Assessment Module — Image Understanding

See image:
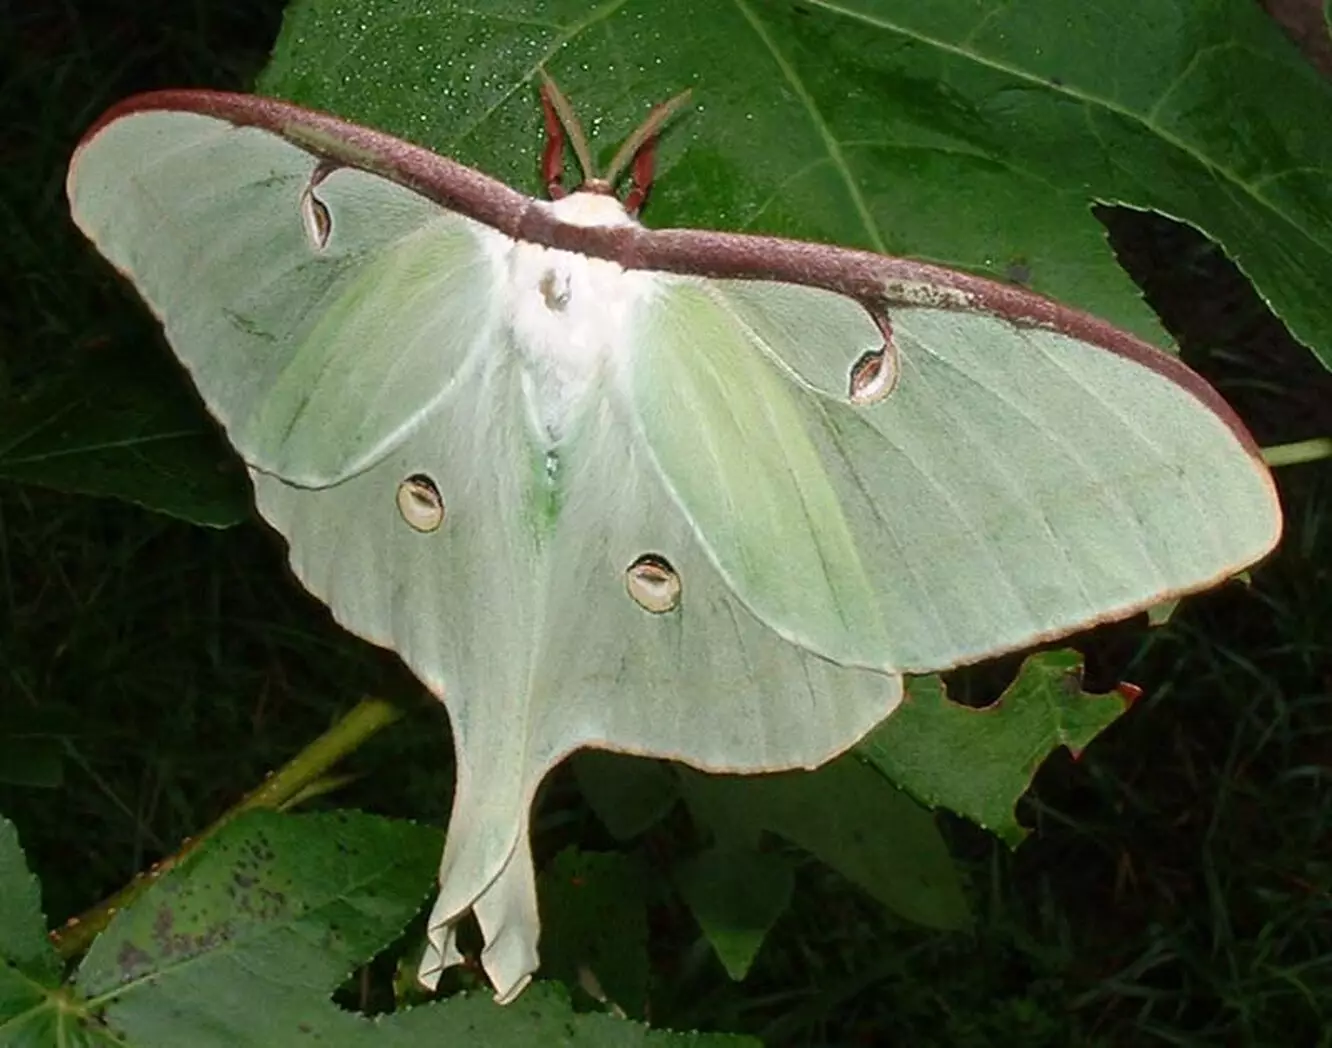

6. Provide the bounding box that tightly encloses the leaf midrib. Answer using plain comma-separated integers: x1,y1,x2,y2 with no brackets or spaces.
734,0,889,252
803,0,1331,259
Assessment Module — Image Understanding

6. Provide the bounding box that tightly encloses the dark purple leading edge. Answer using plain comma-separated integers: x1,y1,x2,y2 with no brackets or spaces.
76,89,1265,459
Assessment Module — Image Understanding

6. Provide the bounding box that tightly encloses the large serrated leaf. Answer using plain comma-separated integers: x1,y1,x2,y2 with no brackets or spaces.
859,650,1134,846
377,980,759,1045
258,0,1332,366
73,810,439,1046
0,815,59,975
0,811,756,1046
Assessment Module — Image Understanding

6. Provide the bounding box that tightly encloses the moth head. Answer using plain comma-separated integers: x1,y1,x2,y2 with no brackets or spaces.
538,70,691,216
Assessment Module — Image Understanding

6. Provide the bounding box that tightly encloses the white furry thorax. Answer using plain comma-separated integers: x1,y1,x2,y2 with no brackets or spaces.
503,193,654,444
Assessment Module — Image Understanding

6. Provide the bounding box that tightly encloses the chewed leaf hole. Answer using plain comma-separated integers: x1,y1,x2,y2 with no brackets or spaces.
848,346,898,405
625,554,680,613
397,474,444,532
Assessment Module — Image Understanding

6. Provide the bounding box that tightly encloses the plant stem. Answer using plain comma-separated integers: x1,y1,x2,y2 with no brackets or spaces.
49,696,403,961
1263,437,1332,468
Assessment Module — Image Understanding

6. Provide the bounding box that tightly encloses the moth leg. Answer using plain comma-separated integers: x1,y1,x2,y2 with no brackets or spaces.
539,84,568,200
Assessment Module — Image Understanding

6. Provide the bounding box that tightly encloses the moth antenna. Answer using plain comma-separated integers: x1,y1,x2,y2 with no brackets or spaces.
538,82,569,198
604,88,692,191
621,136,656,217
538,70,598,184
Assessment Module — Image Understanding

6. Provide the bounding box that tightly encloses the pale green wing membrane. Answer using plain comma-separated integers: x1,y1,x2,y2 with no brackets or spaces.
250,350,547,1001
67,109,501,486
251,358,898,1001
536,396,897,777
626,280,888,665
630,277,1282,672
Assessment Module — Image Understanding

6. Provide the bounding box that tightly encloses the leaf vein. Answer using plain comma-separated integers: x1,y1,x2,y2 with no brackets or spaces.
732,0,888,252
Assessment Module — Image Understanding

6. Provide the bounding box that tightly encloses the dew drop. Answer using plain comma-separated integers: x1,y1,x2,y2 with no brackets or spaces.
848,345,898,405
397,474,445,532
625,554,681,613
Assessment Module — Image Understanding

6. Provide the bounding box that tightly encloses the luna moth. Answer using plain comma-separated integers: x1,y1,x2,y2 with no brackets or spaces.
66,75,1282,1004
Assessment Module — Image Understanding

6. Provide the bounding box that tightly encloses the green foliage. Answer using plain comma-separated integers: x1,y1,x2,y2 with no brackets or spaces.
570,748,971,979
672,847,794,982
861,651,1134,845
2,0,1329,1045
258,0,1332,365
538,849,651,1015
0,351,248,528
0,817,63,1042
571,752,679,841
0,814,755,1047
679,760,970,932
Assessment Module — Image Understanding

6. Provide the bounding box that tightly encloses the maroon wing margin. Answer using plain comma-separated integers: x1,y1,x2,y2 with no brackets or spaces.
79,90,1265,460
77,89,534,238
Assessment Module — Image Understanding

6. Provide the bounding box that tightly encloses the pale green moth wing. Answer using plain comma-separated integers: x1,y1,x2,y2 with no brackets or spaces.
249,350,898,1002
66,87,1282,1004
65,91,900,1004
624,273,1282,671
66,100,512,486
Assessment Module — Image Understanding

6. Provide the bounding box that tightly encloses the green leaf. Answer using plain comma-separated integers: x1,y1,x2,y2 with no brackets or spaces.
259,0,1332,366
537,848,650,1016
673,847,794,981
860,651,1134,846
1146,597,1182,627
680,757,969,932
0,349,249,527
0,814,60,980
572,751,680,841
0,814,84,1046
376,981,760,1046
74,810,440,1046
0,812,754,1046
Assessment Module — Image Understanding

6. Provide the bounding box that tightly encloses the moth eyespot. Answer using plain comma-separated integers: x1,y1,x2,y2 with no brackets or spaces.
300,164,336,250
397,474,445,532
848,346,898,405
625,554,681,613
300,189,332,249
